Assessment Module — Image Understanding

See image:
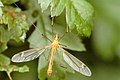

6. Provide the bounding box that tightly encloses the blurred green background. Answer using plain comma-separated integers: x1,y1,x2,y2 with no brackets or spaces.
1,0,120,80
87,0,120,80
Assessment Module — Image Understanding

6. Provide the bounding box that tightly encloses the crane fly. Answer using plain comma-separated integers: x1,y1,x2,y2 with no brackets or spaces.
11,33,91,76
11,4,91,76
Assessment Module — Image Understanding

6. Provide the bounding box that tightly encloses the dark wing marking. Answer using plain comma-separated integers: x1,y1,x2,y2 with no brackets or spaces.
11,48,46,62
60,48,91,76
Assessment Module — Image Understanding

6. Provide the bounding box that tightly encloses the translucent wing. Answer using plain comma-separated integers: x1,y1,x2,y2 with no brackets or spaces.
60,48,91,76
11,48,46,62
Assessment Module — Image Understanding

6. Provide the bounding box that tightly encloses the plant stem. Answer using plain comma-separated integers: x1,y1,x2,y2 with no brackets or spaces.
6,72,12,80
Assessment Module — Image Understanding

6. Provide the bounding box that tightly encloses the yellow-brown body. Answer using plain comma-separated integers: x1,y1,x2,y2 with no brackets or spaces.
47,34,59,76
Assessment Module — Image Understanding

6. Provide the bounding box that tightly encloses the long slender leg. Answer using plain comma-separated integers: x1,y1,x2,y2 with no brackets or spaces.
59,32,67,41
47,47,52,61
59,25,68,41
56,49,60,64
51,17,54,40
56,49,67,69
41,34,52,43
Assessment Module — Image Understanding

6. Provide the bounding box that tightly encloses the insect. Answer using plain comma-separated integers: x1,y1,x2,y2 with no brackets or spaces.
12,33,91,76
11,4,92,76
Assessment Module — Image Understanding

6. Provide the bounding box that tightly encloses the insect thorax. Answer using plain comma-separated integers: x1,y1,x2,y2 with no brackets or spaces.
51,39,59,48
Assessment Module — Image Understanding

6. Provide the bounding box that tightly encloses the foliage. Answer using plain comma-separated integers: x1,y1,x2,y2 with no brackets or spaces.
0,54,29,80
0,1,29,52
88,0,120,61
0,0,94,80
0,0,30,80
38,0,94,37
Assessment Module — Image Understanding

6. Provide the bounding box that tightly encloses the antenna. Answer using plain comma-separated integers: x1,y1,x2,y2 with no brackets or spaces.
14,2,53,42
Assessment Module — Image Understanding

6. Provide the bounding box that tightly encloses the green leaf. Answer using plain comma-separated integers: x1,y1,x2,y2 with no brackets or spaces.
38,0,52,12
0,65,29,72
0,54,29,80
51,0,66,17
38,0,94,37
28,11,86,51
38,0,66,16
0,54,10,65
0,64,29,80
28,9,52,48
0,42,7,53
38,47,49,80
66,0,94,36
66,1,76,29
12,65,29,72
0,54,29,73
38,63,66,80
1,0,19,5
0,6,29,52
59,32,86,51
